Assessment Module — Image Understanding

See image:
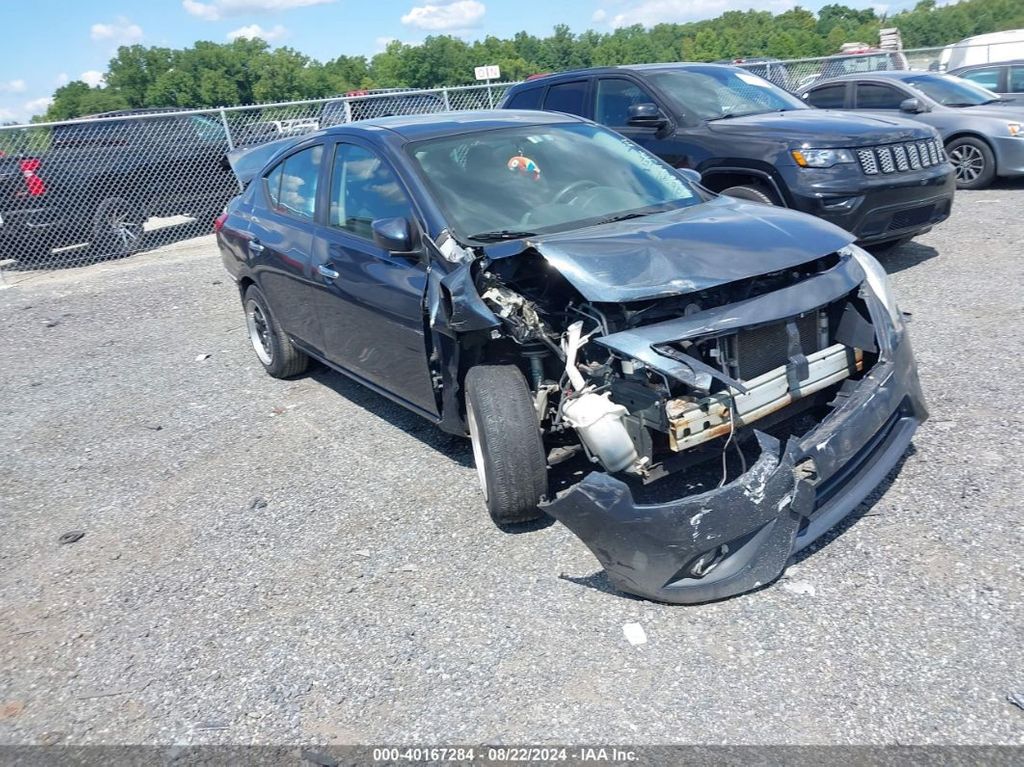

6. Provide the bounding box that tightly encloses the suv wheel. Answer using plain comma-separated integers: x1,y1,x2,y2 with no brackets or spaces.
946,137,995,190
720,185,777,205
464,365,547,526
92,197,145,257
243,285,309,378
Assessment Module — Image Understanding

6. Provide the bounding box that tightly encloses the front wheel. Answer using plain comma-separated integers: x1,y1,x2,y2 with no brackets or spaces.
946,137,996,190
465,365,548,526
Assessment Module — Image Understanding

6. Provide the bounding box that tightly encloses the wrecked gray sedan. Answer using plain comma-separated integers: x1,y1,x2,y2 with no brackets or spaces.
218,111,927,604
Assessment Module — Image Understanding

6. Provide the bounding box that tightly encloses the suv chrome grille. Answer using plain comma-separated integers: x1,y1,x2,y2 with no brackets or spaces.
856,138,945,175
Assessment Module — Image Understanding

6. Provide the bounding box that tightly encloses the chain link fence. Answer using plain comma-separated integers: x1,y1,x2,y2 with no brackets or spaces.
1,39,1014,280
0,82,513,281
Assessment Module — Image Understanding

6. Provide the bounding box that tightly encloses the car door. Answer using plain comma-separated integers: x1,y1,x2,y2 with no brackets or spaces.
1009,65,1024,96
802,82,852,110
592,76,693,168
247,143,326,351
310,139,438,417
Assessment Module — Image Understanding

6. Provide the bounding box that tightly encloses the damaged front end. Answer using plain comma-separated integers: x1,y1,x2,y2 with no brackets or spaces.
464,232,926,603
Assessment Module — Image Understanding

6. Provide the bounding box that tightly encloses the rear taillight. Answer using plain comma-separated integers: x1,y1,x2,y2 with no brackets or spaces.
214,211,228,233
19,158,45,197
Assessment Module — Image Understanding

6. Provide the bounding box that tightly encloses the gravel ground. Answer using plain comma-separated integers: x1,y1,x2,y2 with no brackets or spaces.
0,184,1022,747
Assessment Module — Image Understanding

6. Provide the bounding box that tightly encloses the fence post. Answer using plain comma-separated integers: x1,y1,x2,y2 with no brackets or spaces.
486,80,494,108
219,107,234,151
343,99,353,124
442,87,451,112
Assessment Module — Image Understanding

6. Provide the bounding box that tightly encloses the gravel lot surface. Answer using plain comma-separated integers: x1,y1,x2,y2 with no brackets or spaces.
1,184,1022,746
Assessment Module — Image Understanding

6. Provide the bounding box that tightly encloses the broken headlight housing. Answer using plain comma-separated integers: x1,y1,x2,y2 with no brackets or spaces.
843,244,905,342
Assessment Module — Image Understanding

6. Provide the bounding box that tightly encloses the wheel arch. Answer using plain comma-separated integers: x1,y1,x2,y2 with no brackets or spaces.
697,165,788,206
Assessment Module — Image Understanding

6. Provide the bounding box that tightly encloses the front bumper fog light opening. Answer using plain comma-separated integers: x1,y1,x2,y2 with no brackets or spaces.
689,544,730,578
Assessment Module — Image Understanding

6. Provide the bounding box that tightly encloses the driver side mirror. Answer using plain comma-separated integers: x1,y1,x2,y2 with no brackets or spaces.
371,217,420,254
627,102,668,128
899,97,927,114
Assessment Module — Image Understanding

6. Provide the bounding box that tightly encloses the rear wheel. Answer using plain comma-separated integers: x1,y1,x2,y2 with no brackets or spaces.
91,197,145,257
946,137,996,190
464,365,548,526
719,184,777,205
243,285,309,379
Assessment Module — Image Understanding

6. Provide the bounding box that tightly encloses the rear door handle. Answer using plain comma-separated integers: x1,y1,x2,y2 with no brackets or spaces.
317,264,340,279
248,239,265,253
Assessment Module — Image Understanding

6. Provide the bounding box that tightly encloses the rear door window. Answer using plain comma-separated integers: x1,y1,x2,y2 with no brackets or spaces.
803,84,847,109
595,78,659,126
543,80,588,117
264,144,323,221
855,83,905,109
506,88,544,110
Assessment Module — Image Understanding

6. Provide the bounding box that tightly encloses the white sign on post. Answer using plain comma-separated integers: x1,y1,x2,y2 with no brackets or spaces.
474,65,501,81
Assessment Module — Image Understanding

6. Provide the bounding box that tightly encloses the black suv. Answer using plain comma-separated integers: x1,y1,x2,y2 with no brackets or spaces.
501,64,955,247
3,108,237,260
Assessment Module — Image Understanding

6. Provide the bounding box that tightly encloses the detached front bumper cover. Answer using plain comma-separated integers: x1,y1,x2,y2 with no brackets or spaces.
541,336,927,604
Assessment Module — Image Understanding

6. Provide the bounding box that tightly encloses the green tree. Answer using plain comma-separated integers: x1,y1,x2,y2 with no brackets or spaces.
45,81,129,121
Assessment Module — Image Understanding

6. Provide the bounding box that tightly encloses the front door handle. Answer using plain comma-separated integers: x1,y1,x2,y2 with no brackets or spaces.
317,264,340,280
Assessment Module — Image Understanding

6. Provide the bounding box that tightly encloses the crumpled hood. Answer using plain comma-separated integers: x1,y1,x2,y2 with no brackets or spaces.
493,196,854,303
707,109,933,146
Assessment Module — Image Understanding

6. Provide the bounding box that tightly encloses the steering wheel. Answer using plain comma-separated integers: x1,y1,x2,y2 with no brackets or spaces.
554,179,600,206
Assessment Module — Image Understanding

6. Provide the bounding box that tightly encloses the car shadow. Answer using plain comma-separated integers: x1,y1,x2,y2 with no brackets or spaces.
869,241,939,274
308,363,474,469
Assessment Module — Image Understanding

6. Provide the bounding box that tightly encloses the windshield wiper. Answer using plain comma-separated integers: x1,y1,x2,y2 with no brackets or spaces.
595,211,651,225
468,229,537,242
943,102,977,108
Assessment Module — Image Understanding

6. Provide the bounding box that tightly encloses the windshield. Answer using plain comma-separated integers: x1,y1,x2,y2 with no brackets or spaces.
904,74,1000,106
407,123,701,242
647,66,807,121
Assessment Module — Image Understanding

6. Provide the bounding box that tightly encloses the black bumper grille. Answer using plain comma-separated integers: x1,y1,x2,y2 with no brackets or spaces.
857,138,946,175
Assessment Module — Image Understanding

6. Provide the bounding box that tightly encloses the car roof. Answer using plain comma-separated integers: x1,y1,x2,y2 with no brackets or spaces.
511,62,738,84
950,59,1024,71
319,109,586,141
809,70,929,85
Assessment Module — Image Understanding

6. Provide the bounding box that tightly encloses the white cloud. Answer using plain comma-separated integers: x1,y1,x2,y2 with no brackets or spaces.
592,8,607,22
80,70,107,88
23,97,53,115
401,0,485,31
183,0,335,21
0,79,27,94
90,17,144,44
56,72,70,86
604,0,794,28
227,23,288,40
0,108,18,122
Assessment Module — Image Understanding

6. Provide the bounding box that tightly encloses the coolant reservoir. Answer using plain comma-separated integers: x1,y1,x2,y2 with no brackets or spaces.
562,392,639,473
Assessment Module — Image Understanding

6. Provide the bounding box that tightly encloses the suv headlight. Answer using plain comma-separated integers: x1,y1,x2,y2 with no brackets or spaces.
842,244,905,338
791,148,856,168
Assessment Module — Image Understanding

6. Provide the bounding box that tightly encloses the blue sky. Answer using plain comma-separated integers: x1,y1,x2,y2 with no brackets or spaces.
0,0,915,122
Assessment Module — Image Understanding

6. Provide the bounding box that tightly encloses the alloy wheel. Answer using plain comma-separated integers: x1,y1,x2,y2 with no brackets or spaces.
949,144,985,184
245,299,274,365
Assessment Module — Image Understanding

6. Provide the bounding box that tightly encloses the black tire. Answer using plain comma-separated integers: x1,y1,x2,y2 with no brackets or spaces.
719,184,776,205
946,136,996,190
243,285,309,379
91,197,145,257
464,365,548,525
